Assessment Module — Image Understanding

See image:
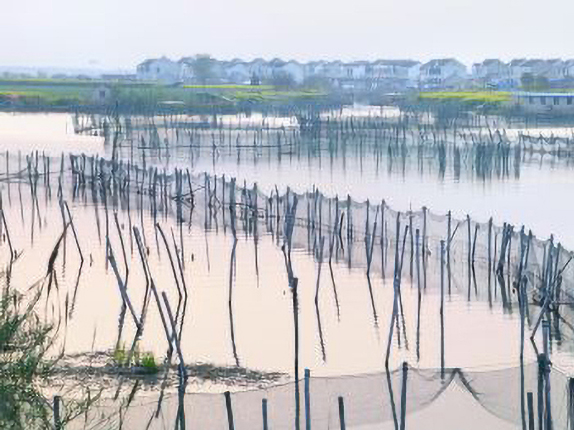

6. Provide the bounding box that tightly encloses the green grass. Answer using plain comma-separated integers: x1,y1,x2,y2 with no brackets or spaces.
418,91,512,103
0,287,100,429
184,84,275,90
232,89,327,102
0,89,86,105
0,78,329,109
112,344,159,373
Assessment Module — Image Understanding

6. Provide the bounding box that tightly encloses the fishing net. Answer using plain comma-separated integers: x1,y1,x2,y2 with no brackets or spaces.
3,116,574,429
66,363,573,430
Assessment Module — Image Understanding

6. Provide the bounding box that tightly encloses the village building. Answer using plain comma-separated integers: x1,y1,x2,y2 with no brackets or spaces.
368,60,421,90
136,57,180,83
420,59,467,89
91,84,113,105
246,58,271,83
472,59,511,88
224,60,251,84
276,60,305,84
513,92,574,114
178,57,195,83
134,56,574,92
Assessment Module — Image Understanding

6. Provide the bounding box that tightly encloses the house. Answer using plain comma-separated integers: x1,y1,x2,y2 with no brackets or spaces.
472,59,510,88
513,91,574,114
277,61,305,84
509,59,549,87
322,61,345,82
178,57,195,83
562,60,574,79
539,59,564,81
136,57,180,83
420,59,467,89
368,60,421,89
304,61,328,79
246,58,271,83
343,61,369,81
91,84,113,105
265,59,305,84
508,59,527,86
224,60,250,84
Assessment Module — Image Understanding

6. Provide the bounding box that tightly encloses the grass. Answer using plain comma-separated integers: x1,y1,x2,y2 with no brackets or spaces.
232,88,327,102
418,91,512,104
0,78,330,110
0,289,55,429
112,344,159,374
183,84,274,90
0,89,86,106
0,287,100,428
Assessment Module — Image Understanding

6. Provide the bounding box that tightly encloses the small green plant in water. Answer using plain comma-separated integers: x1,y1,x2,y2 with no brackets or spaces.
141,353,158,373
112,344,158,373
113,344,128,367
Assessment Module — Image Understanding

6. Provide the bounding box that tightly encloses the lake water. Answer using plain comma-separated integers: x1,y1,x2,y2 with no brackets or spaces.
1,111,573,429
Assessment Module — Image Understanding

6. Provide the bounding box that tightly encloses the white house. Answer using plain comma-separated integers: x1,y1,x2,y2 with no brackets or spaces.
369,60,420,89
136,57,180,83
178,57,195,83
509,59,548,87
304,61,328,80
343,61,369,81
277,61,305,84
321,61,345,81
224,60,251,84
472,59,510,87
247,58,271,82
263,59,304,84
514,92,574,114
540,59,565,81
563,60,574,80
420,59,467,89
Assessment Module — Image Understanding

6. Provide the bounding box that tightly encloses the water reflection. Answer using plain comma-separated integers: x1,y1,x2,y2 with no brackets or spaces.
1,112,574,428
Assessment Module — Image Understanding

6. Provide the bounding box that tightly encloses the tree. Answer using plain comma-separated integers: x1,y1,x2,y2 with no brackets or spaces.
250,73,261,86
521,73,549,91
192,54,216,84
270,71,295,88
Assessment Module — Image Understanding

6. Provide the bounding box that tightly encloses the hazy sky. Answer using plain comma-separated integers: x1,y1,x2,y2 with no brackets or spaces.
3,0,573,70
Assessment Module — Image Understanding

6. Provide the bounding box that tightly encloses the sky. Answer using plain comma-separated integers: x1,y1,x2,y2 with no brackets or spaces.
2,0,574,71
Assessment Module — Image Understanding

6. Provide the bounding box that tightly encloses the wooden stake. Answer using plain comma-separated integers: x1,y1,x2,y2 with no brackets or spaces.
262,398,269,430
338,396,346,430
54,395,61,430
305,368,311,430
224,391,235,430
400,362,408,430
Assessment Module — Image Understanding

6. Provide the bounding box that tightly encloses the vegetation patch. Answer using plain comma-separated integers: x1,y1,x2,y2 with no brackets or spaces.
183,84,275,90
418,91,512,104
232,88,327,102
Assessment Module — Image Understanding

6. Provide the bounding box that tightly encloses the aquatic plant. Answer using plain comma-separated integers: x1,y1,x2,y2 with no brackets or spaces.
112,343,159,373
0,287,54,429
140,353,158,373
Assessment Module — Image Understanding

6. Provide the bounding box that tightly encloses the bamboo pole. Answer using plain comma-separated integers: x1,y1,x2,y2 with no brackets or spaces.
224,391,235,430
338,397,346,430
262,399,269,430
305,368,311,430
440,240,446,380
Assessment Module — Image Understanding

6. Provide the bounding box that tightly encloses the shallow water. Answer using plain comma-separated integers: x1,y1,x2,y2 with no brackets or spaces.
1,111,573,429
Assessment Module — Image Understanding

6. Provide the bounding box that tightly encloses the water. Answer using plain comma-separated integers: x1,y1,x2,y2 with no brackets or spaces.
1,111,573,429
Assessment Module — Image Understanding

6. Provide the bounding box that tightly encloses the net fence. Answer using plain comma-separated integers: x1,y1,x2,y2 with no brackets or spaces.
65,362,573,430
2,143,574,429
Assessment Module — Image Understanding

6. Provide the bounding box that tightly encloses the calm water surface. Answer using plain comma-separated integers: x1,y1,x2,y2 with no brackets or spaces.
1,112,572,429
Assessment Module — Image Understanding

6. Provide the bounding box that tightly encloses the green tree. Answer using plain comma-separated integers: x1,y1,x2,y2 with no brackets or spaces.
521,73,549,91
192,54,216,84
270,71,295,89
